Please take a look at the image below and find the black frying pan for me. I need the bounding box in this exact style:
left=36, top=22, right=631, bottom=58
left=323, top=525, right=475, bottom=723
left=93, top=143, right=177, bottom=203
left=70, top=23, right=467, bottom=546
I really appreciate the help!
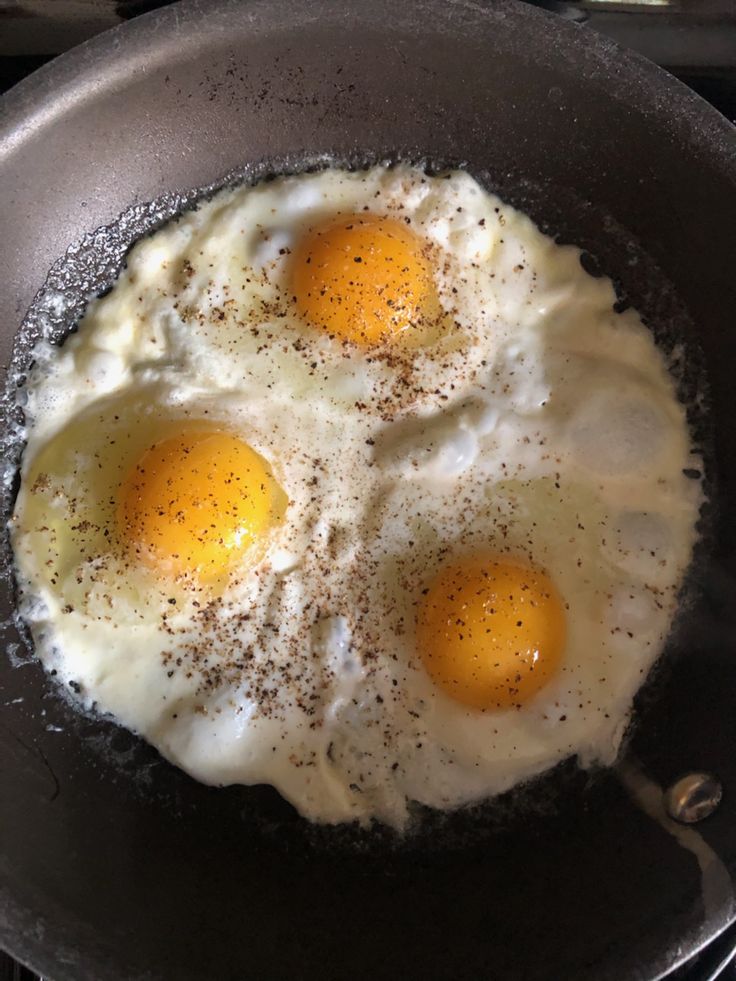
left=2, top=2, right=736, bottom=978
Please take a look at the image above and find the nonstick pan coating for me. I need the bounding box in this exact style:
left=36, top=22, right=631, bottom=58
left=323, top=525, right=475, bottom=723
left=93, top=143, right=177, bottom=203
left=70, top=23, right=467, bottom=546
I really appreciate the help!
left=1, top=2, right=736, bottom=979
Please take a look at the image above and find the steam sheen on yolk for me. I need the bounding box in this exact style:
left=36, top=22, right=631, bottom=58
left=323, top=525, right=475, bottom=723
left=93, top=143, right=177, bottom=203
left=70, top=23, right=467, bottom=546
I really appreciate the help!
left=117, top=430, right=282, bottom=580
left=291, top=213, right=434, bottom=346
left=417, top=557, right=566, bottom=710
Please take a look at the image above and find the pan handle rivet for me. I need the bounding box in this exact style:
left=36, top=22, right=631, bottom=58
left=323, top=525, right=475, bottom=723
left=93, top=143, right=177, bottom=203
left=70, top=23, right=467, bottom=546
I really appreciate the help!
left=665, top=772, right=722, bottom=824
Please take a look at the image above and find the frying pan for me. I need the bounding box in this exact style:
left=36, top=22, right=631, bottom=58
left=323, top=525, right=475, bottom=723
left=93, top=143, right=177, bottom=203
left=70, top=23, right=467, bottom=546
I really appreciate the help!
left=1, top=1, right=736, bottom=978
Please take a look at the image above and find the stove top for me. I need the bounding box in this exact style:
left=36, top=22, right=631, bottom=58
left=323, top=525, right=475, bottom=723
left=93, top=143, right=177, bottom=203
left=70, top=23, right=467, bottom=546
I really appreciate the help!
left=1, top=2, right=735, bottom=979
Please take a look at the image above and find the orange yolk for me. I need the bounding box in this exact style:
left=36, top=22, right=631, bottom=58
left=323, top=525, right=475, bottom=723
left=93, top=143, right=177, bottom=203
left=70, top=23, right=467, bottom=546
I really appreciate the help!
left=291, top=213, right=434, bottom=346
left=416, top=556, right=566, bottom=710
left=117, top=430, right=283, bottom=581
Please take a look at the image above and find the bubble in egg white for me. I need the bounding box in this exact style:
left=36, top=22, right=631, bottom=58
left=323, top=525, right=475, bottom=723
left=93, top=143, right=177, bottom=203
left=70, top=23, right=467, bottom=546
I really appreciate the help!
left=569, top=393, right=667, bottom=476
left=270, top=549, right=301, bottom=574
left=315, top=615, right=358, bottom=675
left=380, top=414, right=480, bottom=480
left=432, top=428, right=478, bottom=478
left=251, top=228, right=293, bottom=268
left=461, top=399, right=498, bottom=436
left=606, top=510, right=674, bottom=585
left=607, top=587, right=661, bottom=641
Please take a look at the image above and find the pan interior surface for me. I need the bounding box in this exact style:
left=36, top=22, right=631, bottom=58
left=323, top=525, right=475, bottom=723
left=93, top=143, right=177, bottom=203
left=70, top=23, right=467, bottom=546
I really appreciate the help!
left=1, top=2, right=735, bottom=980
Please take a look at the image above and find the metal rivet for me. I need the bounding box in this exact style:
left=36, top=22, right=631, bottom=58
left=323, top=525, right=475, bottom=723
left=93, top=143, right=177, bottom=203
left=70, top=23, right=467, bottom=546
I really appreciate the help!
left=665, top=772, right=722, bottom=824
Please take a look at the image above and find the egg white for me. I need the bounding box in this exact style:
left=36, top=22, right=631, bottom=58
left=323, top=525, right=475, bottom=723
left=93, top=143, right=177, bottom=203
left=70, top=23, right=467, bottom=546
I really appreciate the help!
left=11, top=165, right=702, bottom=828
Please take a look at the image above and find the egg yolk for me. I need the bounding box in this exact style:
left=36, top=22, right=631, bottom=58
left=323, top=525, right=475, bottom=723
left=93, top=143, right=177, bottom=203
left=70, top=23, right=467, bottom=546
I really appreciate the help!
left=117, top=430, right=283, bottom=581
left=416, top=557, right=566, bottom=710
left=291, top=213, right=434, bottom=346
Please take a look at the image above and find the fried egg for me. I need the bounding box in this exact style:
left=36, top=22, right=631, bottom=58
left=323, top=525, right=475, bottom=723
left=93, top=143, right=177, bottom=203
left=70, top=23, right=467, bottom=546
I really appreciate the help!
left=10, top=165, right=702, bottom=828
